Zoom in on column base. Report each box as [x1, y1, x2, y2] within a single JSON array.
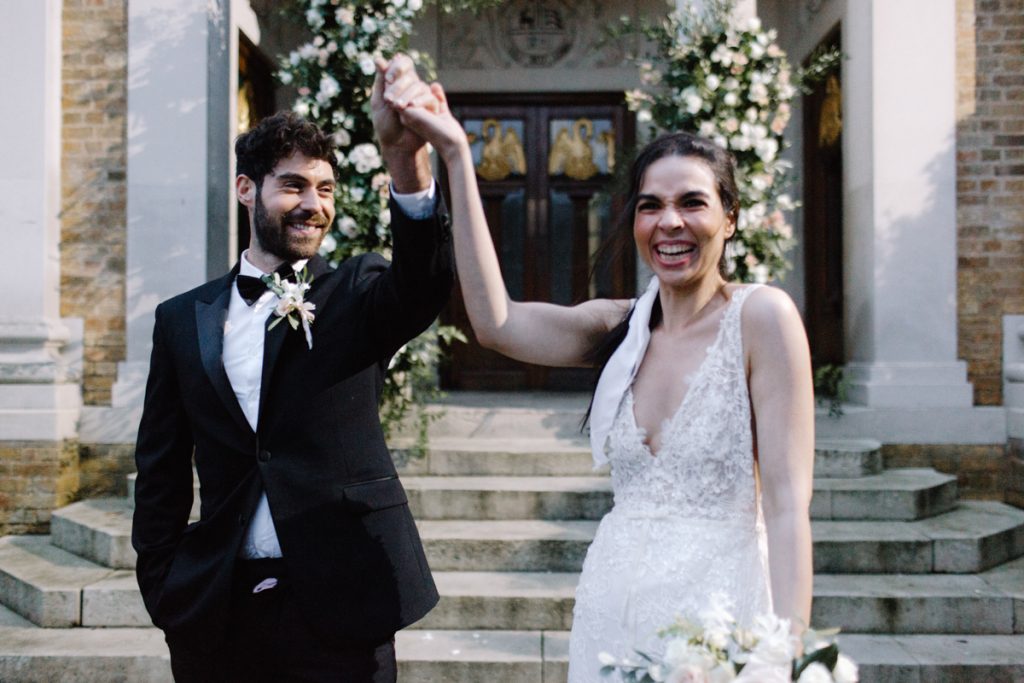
[[0, 318, 82, 441], [844, 361, 974, 407]]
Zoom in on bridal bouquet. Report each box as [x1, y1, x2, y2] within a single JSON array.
[[598, 597, 857, 682]]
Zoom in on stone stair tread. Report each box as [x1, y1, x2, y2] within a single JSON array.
[[0, 604, 32, 628], [81, 570, 151, 627], [433, 571, 579, 597], [403, 475, 610, 492], [816, 572, 1005, 597], [813, 468, 956, 491], [396, 628, 558, 663], [428, 391, 591, 410], [405, 468, 954, 491], [815, 437, 883, 452], [914, 500, 1024, 538], [52, 498, 134, 535], [812, 500, 1024, 540], [404, 436, 590, 452], [0, 621, 168, 657], [0, 535, 115, 628], [417, 519, 599, 541], [3, 620, 1022, 682], [838, 633, 1024, 669], [977, 554, 1024, 596], [0, 536, 112, 589], [420, 501, 1024, 543], [51, 498, 133, 536]]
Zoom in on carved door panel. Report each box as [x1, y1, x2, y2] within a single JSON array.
[[440, 94, 635, 390], [802, 29, 844, 366]]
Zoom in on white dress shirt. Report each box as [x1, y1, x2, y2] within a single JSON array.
[[228, 182, 436, 559]]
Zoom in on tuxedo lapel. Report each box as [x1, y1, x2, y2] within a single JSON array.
[[195, 272, 255, 437], [258, 255, 339, 428]]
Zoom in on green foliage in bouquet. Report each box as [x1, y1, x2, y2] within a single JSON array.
[[276, 0, 498, 448], [617, 0, 841, 283]]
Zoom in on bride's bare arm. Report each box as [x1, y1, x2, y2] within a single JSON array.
[[397, 83, 628, 367], [744, 286, 815, 629]]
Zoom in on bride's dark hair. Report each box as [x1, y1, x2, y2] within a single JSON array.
[[583, 132, 740, 425]]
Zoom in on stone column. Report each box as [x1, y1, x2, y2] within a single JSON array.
[[1005, 316, 1024, 507], [109, 0, 232, 416], [0, 0, 83, 531], [841, 0, 973, 407]]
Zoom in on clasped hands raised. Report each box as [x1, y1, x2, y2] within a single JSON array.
[[372, 53, 469, 167]]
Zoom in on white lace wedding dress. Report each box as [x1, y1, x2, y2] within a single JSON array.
[[568, 285, 772, 682]]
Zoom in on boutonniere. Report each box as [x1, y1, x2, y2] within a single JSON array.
[[262, 267, 316, 349]]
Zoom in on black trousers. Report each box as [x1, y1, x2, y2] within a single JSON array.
[[166, 559, 397, 683]]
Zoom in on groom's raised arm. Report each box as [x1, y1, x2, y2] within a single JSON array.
[[356, 55, 454, 355]]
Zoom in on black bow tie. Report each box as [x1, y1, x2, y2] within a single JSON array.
[[236, 263, 297, 306]]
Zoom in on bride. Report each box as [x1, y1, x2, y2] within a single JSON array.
[[394, 80, 814, 681]]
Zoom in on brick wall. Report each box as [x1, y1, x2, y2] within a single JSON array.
[[1010, 439, 1024, 508], [956, 0, 1024, 406], [60, 0, 128, 406], [0, 441, 79, 535], [883, 444, 1008, 501]]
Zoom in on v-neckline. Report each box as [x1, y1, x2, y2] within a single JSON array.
[[628, 292, 737, 459]]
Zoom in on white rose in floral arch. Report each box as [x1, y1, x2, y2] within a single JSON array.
[[617, 0, 840, 282], [349, 143, 382, 173], [276, 0, 493, 447]]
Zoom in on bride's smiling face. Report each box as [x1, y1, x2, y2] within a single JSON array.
[[632, 154, 736, 291]]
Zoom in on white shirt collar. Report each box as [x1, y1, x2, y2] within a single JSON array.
[[238, 249, 309, 278]]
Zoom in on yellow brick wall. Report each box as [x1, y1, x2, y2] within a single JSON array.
[[957, 0, 1024, 406], [0, 441, 79, 535], [60, 0, 128, 406]]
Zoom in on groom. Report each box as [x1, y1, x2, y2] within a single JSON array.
[[131, 56, 452, 682]]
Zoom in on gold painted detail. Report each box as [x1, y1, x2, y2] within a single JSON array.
[[475, 119, 527, 181], [549, 118, 601, 180], [818, 74, 842, 148]]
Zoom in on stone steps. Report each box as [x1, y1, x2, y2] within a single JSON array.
[[3, 605, 1024, 683], [1, 383, 1020, 682], [4, 542, 1021, 635], [46, 497, 1024, 575], [812, 500, 1024, 574], [51, 498, 137, 570], [402, 467, 956, 521], [126, 465, 956, 523], [395, 435, 884, 478]]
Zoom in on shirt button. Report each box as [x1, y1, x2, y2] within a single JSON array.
[[258, 449, 271, 463]]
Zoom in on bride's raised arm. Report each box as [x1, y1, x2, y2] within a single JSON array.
[[394, 82, 629, 368]]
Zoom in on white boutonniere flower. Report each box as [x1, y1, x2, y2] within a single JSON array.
[[262, 268, 316, 349]]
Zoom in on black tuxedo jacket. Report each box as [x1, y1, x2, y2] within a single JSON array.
[[131, 198, 454, 650]]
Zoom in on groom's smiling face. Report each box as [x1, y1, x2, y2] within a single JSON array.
[[247, 152, 337, 264]]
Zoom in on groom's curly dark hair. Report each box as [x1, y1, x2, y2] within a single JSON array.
[[235, 111, 339, 187]]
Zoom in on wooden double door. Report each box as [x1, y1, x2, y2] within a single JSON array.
[[441, 94, 635, 390], [802, 30, 844, 367]]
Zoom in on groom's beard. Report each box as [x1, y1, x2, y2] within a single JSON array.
[[252, 190, 328, 262]]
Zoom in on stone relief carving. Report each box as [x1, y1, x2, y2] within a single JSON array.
[[801, 0, 832, 26], [439, 0, 634, 70]]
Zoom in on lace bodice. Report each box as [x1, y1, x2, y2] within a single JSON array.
[[606, 285, 759, 522], [568, 285, 772, 683]]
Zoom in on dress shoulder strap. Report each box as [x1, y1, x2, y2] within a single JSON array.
[[720, 284, 763, 361]]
